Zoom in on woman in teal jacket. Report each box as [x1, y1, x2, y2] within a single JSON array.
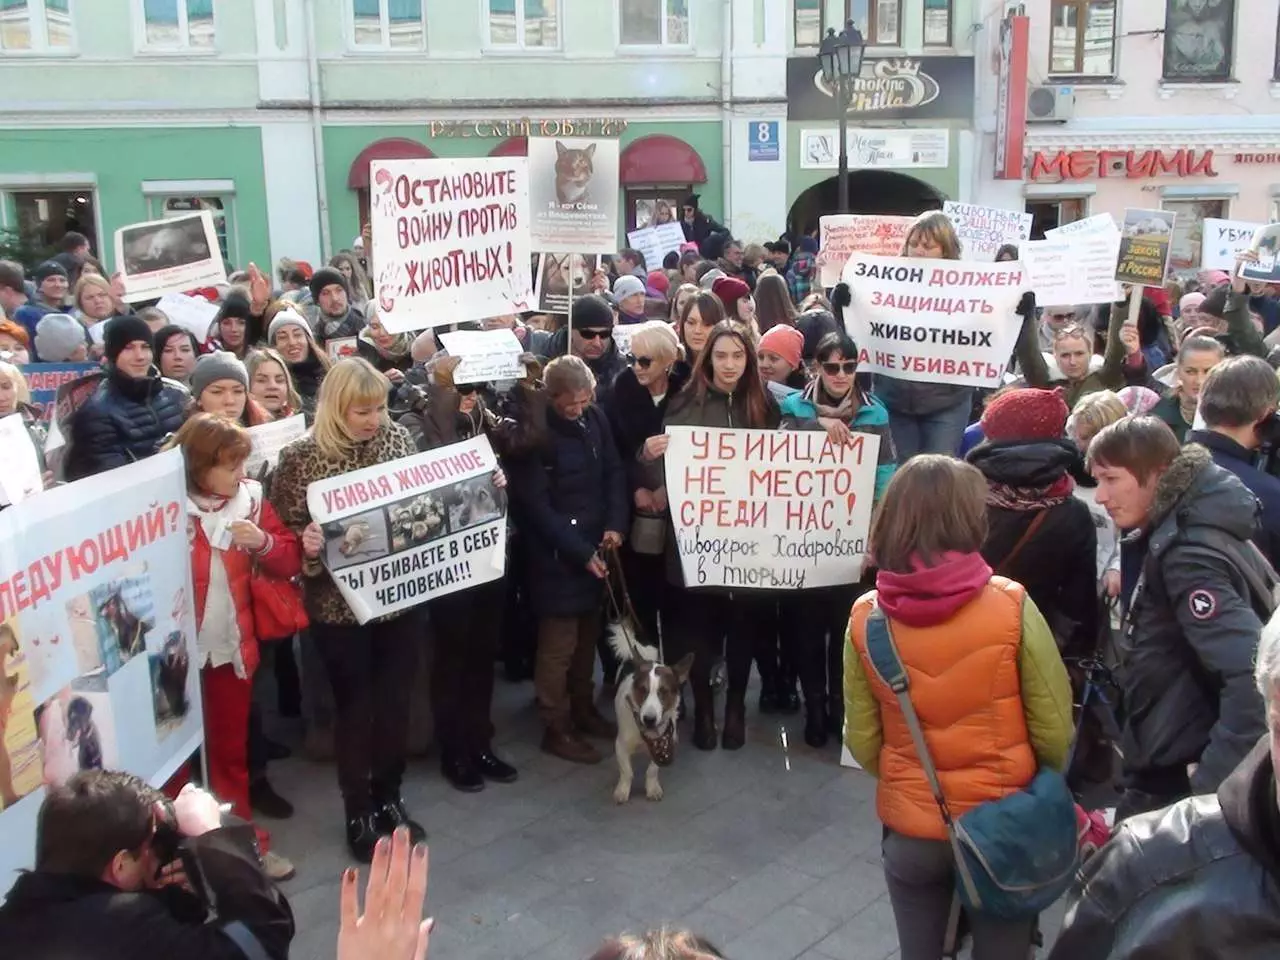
[[780, 330, 897, 746]]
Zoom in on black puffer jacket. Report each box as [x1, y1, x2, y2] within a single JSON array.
[[65, 367, 188, 480], [1049, 735, 1280, 960]]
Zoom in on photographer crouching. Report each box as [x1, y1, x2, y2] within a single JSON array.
[[0, 772, 294, 960]]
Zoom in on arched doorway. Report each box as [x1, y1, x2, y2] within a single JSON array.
[[787, 170, 946, 235]]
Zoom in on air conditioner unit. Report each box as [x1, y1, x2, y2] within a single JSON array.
[[1026, 85, 1075, 123]]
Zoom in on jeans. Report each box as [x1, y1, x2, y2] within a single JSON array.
[[429, 579, 503, 755], [888, 397, 973, 461]]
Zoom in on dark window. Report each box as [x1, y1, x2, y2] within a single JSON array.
[[1163, 0, 1235, 81]]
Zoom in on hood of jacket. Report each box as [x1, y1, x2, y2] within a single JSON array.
[[1218, 734, 1280, 883], [875, 550, 994, 628], [967, 439, 1079, 489], [1148, 443, 1261, 554]]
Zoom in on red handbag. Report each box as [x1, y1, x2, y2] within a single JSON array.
[[250, 570, 309, 642]]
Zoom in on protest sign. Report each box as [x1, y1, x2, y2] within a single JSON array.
[[1115, 208, 1175, 286], [1019, 231, 1122, 306], [19, 363, 98, 421], [0, 414, 42, 505], [1241, 223, 1280, 283], [307, 437, 507, 624], [326, 337, 359, 362], [0, 449, 202, 895], [527, 136, 621, 254], [843, 254, 1026, 389], [437, 329, 524, 384], [369, 156, 535, 334], [943, 202, 1033, 260], [1046, 213, 1117, 239], [245, 414, 307, 477], [626, 221, 686, 274], [817, 214, 913, 287], [534, 253, 599, 313], [1200, 218, 1263, 272], [664, 426, 878, 591], [114, 211, 226, 303], [154, 292, 220, 344]]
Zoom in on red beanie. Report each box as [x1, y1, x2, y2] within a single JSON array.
[[712, 276, 751, 315], [757, 324, 804, 370], [647, 270, 670, 296], [981, 387, 1069, 443]]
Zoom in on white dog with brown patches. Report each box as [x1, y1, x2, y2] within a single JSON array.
[[609, 627, 693, 804]]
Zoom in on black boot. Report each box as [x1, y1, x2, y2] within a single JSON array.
[[474, 749, 518, 784], [722, 693, 746, 750], [250, 777, 295, 819], [757, 675, 780, 715], [804, 702, 829, 749], [345, 809, 380, 863], [441, 751, 484, 793], [372, 795, 427, 844], [691, 682, 717, 751]]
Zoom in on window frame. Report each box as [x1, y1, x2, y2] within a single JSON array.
[[349, 0, 426, 51], [617, 0, 691, 51], [0, 0, 77, 56], [1162, 0, 1235, 83], [1047, 0, 1117, 78], [133, 0, 217, 54], [142, 180, 238, 266], [844, 0, 903, 48], [922, 0, 951, 47], [1025, 196, 1090, 241], [1160, 194, 1231, 274], [793, 0, 824, 50], [483, 0, 561, 51], [1273, 9, 1279, 80]]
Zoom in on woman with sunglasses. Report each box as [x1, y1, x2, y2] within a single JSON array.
[[779, 330, 898, 747]]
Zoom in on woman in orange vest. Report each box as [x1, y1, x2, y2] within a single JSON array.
[[844, 455, 1074, 960]]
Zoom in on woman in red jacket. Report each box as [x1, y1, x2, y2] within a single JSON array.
[[166, 413, 302, 881]]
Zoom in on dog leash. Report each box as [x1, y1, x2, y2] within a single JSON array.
[[602, 544, 662, 662]]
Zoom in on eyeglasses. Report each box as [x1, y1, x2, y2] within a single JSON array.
[[626, 354, 654, 369], [577, 328, 611, 340], [821, 361, 857, 376]]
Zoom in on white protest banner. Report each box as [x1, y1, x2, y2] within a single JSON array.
[[1201, 219, 1263, 272], [0, 449, 202, 895], [0, 415, 42, 505], [664, 427, 878, 591], [626, 221, 686, 274], [369, 157, 535, 333], [1241, 223, 1280, 283], [115, 210, 227, 303], [843, 255, 1026, 389], [817, 214, 913, 287], [154, 292, 220, 344], [306, 437, 507, 624], [1020, 230, 1122, 306], [245, 414, 307, 477], [943, 201, 1033, 260], [1046, 213, 1117, 239], [527, 136, 621, 254], [437, 329, 524, 384]]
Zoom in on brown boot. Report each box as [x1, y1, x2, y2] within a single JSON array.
[[541, 728, 603, 764], [572, 706, 618, 740]]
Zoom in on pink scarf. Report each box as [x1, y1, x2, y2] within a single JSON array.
[[875, 551, 993, 628]]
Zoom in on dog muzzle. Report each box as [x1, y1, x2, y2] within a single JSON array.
[[642, 722, 676, 767]]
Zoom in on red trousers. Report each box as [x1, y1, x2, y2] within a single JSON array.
[[197, 663, 269, 852]]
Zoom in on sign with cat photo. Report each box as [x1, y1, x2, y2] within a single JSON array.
[[528, 136, 621, 254]]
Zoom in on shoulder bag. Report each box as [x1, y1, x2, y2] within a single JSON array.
[[249, 499, 309, 643]]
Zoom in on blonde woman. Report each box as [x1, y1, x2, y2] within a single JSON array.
[[271, 357, 424, 862], [247, 348, 303, 422]]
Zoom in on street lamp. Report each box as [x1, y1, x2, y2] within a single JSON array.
[[818, 21, 866, 214]]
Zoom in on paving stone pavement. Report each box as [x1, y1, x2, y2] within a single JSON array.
[[264, 677, 1068, 960]]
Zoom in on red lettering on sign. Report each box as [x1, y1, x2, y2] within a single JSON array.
[[1028, 149, 1217, 181]]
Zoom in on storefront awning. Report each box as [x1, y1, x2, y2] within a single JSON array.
[[619, 135, 707, 185], [347, 138, 435, 189], [489, 136, 528, 157]]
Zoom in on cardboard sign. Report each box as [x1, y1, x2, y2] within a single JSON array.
[[0, 414, 42, 505], [1020, 231, 1123, 307], [817, 214, 913, 287], [1115, 208, 1176, 286], [664, 426, 879, 591], [843, 254, 1026, 389], [114, 211, 227, 303], [527, 136, 621, 254], [1046, 213, 1117, 239], [369, 156, 535, 333], [437, 329, 525, 384], [625, 221, 686, 274], [154, 292, 220, 344], [533, 253, 600, 314], [19, 363, 98, 422], [306, 437, 507, 624], [0, 449, 203, 896], [1200, 218, 1264, 273], [943, 202, 1033, 260], [244, 414, 307, 477], [1241, 223, 1280, 283]]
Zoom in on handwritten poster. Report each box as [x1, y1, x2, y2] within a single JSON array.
[[943, 202, 1033, 260], [626, 222, 686, 274], [437, 329, 525, 385], [154, 293, 220, 344], [245, 414, 307, 477], [0, 415, 42, 506], [1199, 219, 1262, 273], [1020, 231, 1122, 306], [1046, 213, 1117, 239], [817, 214, 913, 287]]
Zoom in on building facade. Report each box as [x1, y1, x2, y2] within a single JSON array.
[[974, 0, 1280, 275], [0, 0, 978, 271]]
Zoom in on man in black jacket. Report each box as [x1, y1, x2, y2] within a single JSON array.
[[1089, 416, 1272, 820], [307, 267, 365, 346], [545, 293, 624, 406], [0, 772, 294, 960]]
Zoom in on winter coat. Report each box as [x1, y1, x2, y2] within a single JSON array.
[[1119, 443, 1272, 800], [309, 304, 364, 346], [187, 480, 301, 676], [1187, 429, 1280, 568], [844, 577, 1074, 841], [1016, 295, 1128, 409], [546, 326, 626, 408], [1048, 736, 1280, 960], [271, 422, 415, 626], [967, 440, 1099, 655], [779, 383, 897, 501], [65, 366, 188, 480], [1152, 393, 1193, 444], [285, 354, 326, 423], [601, 361, 690, 498], [507, 404, 628, 617], [681, 211, 725, 247], [356, 327, 414, 377]]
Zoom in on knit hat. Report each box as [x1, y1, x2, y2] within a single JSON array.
[[33, 260, 68, 284], [698, 268, 726, 291], [1179, 291, 1206, 314], [191, 351, 249, 398], [712, 276, 751, 316], [34, 313, 85, 362], [309, 266, 348, 303], [612, 275, 646, 302], [981, 387, 1069, 443], [1117, 385, 1162, 416], [267, 308, 312, 344], [647, 270, 670, 296], [758, 324, 804, 370], [104, 315, 155, 364], [572, 294, 615, 331]]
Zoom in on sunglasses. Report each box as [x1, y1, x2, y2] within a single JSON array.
[[577, 328, 611, 340], [626, 354, 654, 369], [821, 361, 857, 376], [456, 383, 479, 395]]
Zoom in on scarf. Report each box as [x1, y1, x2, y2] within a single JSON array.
[[876, 551, 993, 628], [986, 473, 1074, 511], [804, 380, 858, 422]]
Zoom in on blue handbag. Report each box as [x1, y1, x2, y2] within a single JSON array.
[[863, 602, 1079, 920]]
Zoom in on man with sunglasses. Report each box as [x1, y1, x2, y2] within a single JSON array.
[[546, 293, 625, 407]]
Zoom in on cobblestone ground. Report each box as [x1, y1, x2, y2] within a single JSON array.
[[266, 676, 1067, 960]]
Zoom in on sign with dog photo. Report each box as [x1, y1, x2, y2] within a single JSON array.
[[533, 252, 600, 314], [664, 427, 879, 591], [527, 136, 621, 254], [306, 436, 507, 624]]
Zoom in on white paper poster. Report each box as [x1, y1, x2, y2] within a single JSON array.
[[1020, 231, 1123, 306], [1046, 213, 1117, 239], [943, 202, 1033, 260], [817, 214, 913, 287], [664, 427, 878, 592], [0, 450, 203, 895], [437, 329, 525, 384], [1200, 219, 1263, 273], [527, 136, 621, 254], [154, 293, 220, 344], [306, 437, 508, 624], [843, 255, 1026, 389], [369, 156, 535, 333], [625, 221, 687, 274], [114, 211, 227, 303], [1241, 223, 1280, 284], [0, 415, 42, 506], [245, 414, 307, 477]]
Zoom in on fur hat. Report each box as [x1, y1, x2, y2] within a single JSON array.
[[309, 266, 348, 303], [104, 315, 155, 364], [712, 276, 751, 315], [572, 294, 615, 331], [34, 313, 84, 362], [267, 309, 312, 345], [612, 275, 646, 302], [981, 387, 1070, 443], [191, 351, 249, 398], [758, 324, 804, 370]]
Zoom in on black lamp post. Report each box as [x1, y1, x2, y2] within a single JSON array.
[[818, 21, 866, 214]]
